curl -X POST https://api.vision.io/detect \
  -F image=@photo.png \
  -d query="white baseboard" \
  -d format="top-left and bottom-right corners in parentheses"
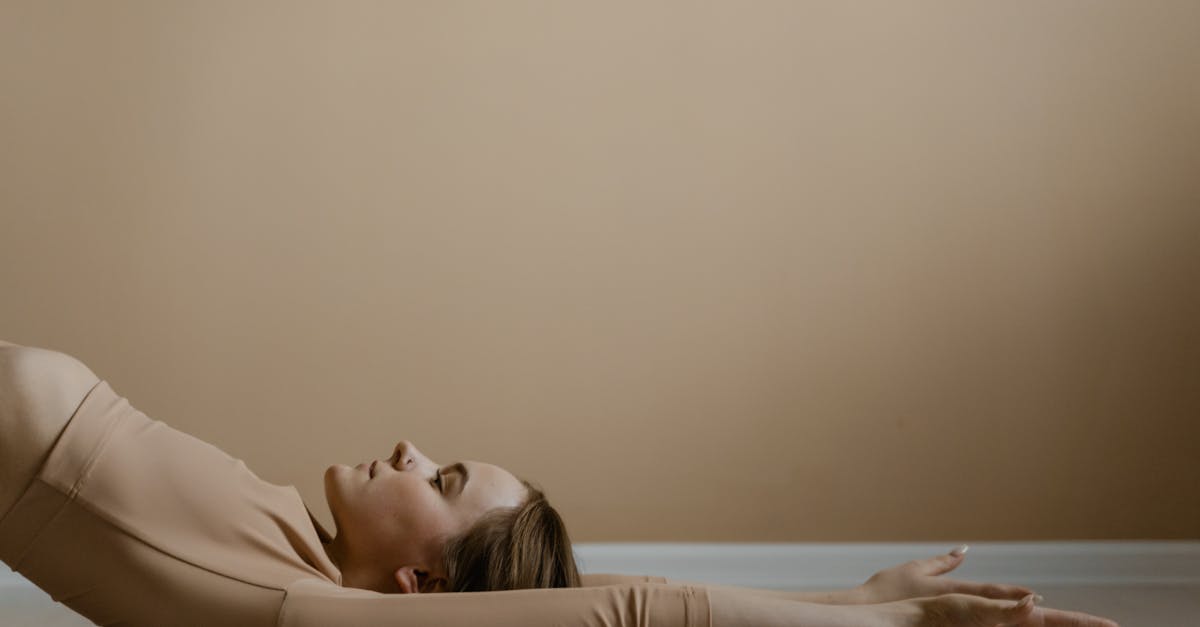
top-left (4, 541), bottom-right (1198, 591)
top-left (573, 541), bottom-right (1200, 589)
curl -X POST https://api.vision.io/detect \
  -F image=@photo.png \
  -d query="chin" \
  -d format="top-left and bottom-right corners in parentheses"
top-left (322, 468), bottom-right (348, 528)
top-left (323, 466), bottom-right (350, 503)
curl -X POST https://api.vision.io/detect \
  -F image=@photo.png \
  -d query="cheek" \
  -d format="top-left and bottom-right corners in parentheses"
top-left (401, 493), bottom-right (451, 535)
top-left (363, 480), bottom-right (451, 536)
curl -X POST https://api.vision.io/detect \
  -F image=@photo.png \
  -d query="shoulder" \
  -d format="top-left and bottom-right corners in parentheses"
top-left (0, 342), bottom-right (101, 424)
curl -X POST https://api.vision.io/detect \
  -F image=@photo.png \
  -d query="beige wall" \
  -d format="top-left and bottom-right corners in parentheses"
top-left (2, 1), bottom-right (1197, 541)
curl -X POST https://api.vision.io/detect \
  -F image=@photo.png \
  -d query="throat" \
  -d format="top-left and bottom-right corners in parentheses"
top-left (321, 537), bottom-right (401, 593)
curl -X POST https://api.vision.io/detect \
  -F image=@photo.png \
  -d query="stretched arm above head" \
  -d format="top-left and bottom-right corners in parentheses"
top-left (283, 578), bottom-right (1118, 627)
top-left (581, 547), bottom-right (1043, 607)
top-left (281, 579), bottom-right (713, 627)
top-left (581, 573), bottom-right (866, 604)
top-left (279, 578), bottom-right (898, 627)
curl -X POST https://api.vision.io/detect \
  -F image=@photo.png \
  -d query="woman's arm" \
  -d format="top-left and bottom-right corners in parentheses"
top-left (282, 579), bottom-right (715, 627)
top-left (583, 548), bottom-right (1040, 606)
top-left (706, 586), bottom-right (882, 626)
top-left (673, 580), bottom-right (866, 604)
top-left (287, 580), bottom-right (1117, 627)
top-left (581, 573), bottom-right (865, 604)
top-left (280, 578), bottom-right (889, 627)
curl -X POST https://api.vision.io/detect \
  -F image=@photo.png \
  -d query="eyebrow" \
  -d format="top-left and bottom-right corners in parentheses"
top-left (451, 462), bottom-right (469, 496)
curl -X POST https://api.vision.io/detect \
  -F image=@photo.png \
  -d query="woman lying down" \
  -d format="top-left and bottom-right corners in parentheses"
top-left (0, 341), bottom-right (1118, 627)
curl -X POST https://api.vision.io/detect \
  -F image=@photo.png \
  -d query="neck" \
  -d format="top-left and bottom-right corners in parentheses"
top-left (322, 535), bottom-right (400, 593)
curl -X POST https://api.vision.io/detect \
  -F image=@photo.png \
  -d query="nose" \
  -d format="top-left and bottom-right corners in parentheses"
top-left (392, 440), bottom-right (425, 469)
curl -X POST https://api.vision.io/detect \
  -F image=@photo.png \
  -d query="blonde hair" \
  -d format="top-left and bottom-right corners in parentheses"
top-left (441, 479), bottom-right (581, 591)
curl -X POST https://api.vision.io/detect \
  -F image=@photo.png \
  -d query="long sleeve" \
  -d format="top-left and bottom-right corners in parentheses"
top-left (581, 573), bottom-right (669, 586)
top-left (279, 578), bottom-right (711, 627)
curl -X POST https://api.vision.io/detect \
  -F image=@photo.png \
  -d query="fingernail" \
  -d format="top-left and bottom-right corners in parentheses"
top-left (1033, 594), bottom-right (1045, 605)
top-left (950, 544), bottom-right (969, 556)
top-left (1015, 594), bottom-right (1034, 608)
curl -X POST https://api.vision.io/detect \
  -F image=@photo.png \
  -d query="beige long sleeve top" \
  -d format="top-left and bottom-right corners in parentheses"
top-left (0, 379), bottom-right (711, 626)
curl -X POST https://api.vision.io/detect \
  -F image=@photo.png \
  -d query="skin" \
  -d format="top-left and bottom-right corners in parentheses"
top-left (671, 548), bottom-right (1118, 625)
top-left (676, 547), bottom-right (1036, 605)
top-left (854, 551), bottom-right (1120, 625)
top-left (321, 439), bottom-right (528, 594)
top-left (873, 592), bottom-right (1122, 627)
top-left (857, 547), bottom-right (1036, 604)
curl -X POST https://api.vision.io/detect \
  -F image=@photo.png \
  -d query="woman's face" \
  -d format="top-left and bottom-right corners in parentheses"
top-left (324, 440), bottom-right (528, 583)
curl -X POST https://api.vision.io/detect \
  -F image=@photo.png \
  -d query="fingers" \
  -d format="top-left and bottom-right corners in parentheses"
top-left (918, 545), bottom-right (969, 576)
top-left (924, 545), bottom-right (1037, 603)
top-left (948, 578), bottom-right (1037, 601)
top-left (1034, 606), bottom-right (1120, 627)
top-left (946, 594), bottom-right (1120, 627)
top-left (933, 592), bottom-right (1038, 625)
top-left (997, 593), bottom-right (1039, 624)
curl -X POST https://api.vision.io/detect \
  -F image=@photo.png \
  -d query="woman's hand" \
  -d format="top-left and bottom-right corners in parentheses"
top-left (857, 546), bottom-right (1035, 605)
top-left (873, 592), bottom-right (1120, 627)
top-left (706, 587), bottom-right (1118, 627)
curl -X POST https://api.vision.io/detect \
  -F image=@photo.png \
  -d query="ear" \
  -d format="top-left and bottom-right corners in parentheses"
top-left (394, 566), bottom-right (449, 594)
top-left (394, 566), bottom-right (421, 594)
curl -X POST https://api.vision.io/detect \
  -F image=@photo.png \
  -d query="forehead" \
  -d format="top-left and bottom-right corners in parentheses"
top-left (462, 461), bottom-right (526, 506)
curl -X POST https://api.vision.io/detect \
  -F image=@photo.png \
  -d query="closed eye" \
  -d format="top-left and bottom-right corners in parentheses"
top-left (433, 469), bottom-right (443, 492)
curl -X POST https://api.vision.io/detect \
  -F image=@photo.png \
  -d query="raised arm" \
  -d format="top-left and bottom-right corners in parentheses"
top-left (280, 579), bottom-right (711, 627)
top-left (581, 547), bottom-right (1045, 607)
top-left (672, 580), bottom-right (865, 604)
top-left (581, 573), bottom-right (865, 604)
top-left (278, 578), bottom-right (890, 627)
top-left (280, 578), bottom-right (1104, 624)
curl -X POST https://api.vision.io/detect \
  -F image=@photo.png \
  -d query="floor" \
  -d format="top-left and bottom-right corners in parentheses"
top-left (1, 582), bottom-right (1197, 626)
